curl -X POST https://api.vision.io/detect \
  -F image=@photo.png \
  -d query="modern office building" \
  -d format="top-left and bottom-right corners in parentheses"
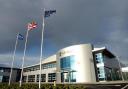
top-left (0, 64), bottom-right (21, 83)
top-left (23, 44), bottom-right (124, 83)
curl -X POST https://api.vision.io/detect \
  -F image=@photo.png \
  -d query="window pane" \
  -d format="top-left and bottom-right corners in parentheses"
top-left (95, 53), bottom-right (103, 63)
top-left (28, 75), bottom-right (35, 82)
top-left (0, 76), bottom-right (3, 82)
top-left (42, 63), bottom-right (56, 69)
top-left (60, 55), bottom-right (75, 70)
top-left (48, 73), bottom-right (56, 82)
top-left (36, 74), bottom-right (46, 82)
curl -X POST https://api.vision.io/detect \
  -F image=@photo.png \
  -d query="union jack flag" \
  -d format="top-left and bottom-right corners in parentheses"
top-left (27, 21), bottom-right (37, 30)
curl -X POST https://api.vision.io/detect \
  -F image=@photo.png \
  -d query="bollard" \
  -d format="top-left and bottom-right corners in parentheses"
top-left (54, 81), bottom-right (56, 87)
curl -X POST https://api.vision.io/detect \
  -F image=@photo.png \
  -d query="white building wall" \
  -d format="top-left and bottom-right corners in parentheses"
top-left (23, 68), bottom-right (56, 76)
top-left (23, 55), bottom-right (57, 82)
top-left (57, 44), bottom-right (96, 83)
top-left (23, 44), bottom-right (120, 83)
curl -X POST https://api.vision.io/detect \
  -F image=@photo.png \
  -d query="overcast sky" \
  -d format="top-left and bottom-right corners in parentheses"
top-left (0, 0), bottom-right (128, 67)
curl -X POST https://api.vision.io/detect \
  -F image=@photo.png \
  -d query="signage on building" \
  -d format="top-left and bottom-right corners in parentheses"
top-left (59, 49), bottom-right (76, 57)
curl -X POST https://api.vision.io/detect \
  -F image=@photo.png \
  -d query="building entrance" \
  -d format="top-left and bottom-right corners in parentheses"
top-left (61, 70), bottom-right (76, 83)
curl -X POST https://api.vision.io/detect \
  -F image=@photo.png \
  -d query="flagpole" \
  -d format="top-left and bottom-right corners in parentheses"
top-left (19, 29), bottom-right (29, 87)
top-left (117, 56), bottom-right (124, 81)
top-left (8, 33), bottom-right (19, 86)
top-left (39, 8), bottom-right (45, 89)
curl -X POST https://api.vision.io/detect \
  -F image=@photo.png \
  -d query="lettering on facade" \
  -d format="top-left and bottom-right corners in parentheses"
top-left (59, 50), bottom-right (75, 57)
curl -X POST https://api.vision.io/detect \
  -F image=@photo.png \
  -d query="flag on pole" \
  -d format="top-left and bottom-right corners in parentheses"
top-left (27, 21), bottom-right (37, 30)
top-left (38, 9), bottom-right (56, 89)
top-left (44, 10), bottom-right (56, 18)
top-left (18, 34), bottom-right (24, 40)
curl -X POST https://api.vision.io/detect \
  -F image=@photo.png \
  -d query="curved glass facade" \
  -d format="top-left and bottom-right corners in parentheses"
top-left (60, 55), bottom-right (77, 82)
top-left (60, 55), bottom-right (76, 70)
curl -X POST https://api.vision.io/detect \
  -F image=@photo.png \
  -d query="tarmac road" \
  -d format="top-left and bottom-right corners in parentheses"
top-left (87, 82), bottom-right (128, 89)
top-left (68, 81), bottom-right (128, 89)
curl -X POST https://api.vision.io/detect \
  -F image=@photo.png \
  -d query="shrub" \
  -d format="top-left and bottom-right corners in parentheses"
top-left (0, 83), bottom-right (112, 89)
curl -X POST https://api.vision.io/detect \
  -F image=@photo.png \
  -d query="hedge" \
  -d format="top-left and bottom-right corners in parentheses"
top-left (0, 83), bottom-right (111, 89)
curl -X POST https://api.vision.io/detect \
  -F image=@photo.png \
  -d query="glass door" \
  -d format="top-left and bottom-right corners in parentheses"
top-left (61, 71), bottom-right (76, 83)
top-left (0, 76), bottom-right (3, 82)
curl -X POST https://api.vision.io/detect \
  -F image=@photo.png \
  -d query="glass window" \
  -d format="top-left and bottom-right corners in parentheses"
top-left (42, 64), bottom-right (47, 69)
top-left (60, 55), bottom-right (75, 70)
top-left (97, 67), bottom-right (106, 81)
top-left (42, 62), bottom-right (56, 69)
top-left (2, 76), bottom-right (9, 82)
top-left (61, 72), bottom-right (69, 82)
top-left (24, 65), bottom-right (40, 72)
top-left (23, 76), bottom-right (27, 82)
top-left (48, 73), bottom-right (56, 82)
top-left (0, 68), bottom-right (4, 72)
top-left (28, 75), bottom-right (35, 82)
top-left (70, 71), bottom-right (76, 82)
top-left (36, 74), bottom-right (46, 82)
top-left (0, 76), bottom-right (3, 82)
top-left (23, 69), bottom-right (27, 72)
top-left (36, 66), bottom-right (40, 70)
top-left (95, 53), bottom-right (103, 63)
top-left (61, 71), bottom-right (76, 82)
top-left (4, 68), bottom-right (10, 72)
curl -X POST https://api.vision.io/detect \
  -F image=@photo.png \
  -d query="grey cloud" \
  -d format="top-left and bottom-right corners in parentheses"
top-left (43, 0), bottom-right (128, 63)
top-left (0, 54), bottom-right (39, 67)
top-left (0, 0), bottom-right (128, 66)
